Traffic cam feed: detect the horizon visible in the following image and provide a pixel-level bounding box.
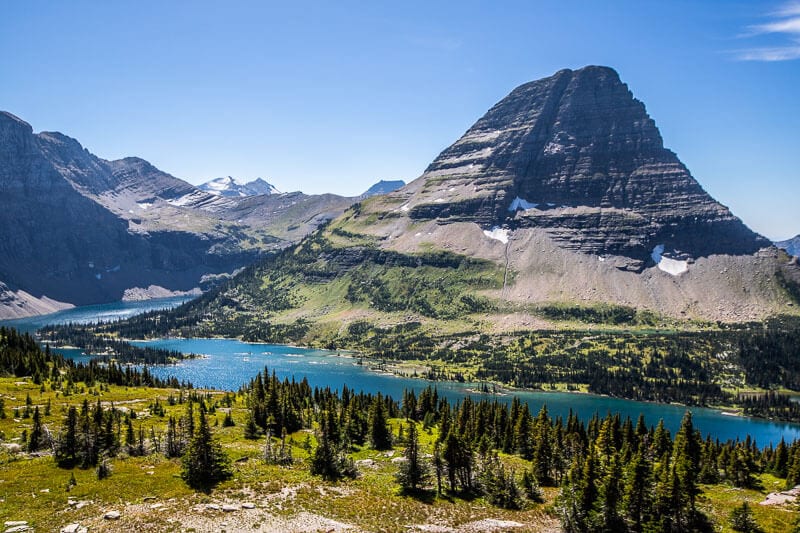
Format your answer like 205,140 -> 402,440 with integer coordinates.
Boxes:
2,1 -> 799,240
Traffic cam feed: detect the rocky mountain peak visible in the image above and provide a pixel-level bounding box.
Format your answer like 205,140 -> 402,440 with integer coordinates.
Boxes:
198,176 -> 280,197
396,65 -> 767,269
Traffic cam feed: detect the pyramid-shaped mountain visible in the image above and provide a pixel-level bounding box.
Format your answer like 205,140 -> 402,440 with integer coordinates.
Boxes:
320,66 -> 796,322
394,66 -> 767,268
127,66 -> 799,331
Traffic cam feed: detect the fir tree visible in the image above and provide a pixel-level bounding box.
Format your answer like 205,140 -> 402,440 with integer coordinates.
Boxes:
181,402 -> 232,490
395,421 -> 430,493
622,450 -> 652,532
368,394 -> 392,450
729,501 -> 762,533
27,406 -> 45,452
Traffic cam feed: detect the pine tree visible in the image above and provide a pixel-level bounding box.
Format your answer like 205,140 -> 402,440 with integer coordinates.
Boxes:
243,413 -> 261,439
773,438 -> 789,478
729,501 -> 762,533
55,406 -> 78,466
622,450 -> 652,532
395,421 -> 430,493
672,411 -> 702,513
531,405 -> 554,485
598,454 -> 624,532
181,402 -> 232,490
368,394 -> 392,450
27,406 -> 45,452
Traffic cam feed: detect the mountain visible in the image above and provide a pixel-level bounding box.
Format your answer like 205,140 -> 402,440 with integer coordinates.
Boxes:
139,66 -> 799,342
0,111 -> 355,318
198,176 -> 280,197
361,179 -> 405,198
776,235 -> 800,258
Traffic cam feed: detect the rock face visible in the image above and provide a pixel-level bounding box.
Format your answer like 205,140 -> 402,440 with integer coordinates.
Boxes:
399,66 -> 767,270
325,66 -> 798,322
776,235 -> 800,257
198,176 -> 280,197
0,111 -> 354,317
361,179 -> 405,198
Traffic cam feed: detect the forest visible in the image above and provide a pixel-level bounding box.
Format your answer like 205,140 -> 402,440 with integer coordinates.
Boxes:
2,326 -> 799,532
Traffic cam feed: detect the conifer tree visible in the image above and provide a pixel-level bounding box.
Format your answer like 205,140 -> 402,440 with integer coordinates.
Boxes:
622,450 -> 652,532
27,406 -> 45,452
396,421 -> 430,492
368,394 -> 392,450
672,411 -> 702,513
181,402 -> 232,490
55,406 -> 78,466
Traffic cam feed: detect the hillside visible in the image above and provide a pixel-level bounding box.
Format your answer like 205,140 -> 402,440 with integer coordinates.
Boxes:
777,235 -> 800,258
125,66 -> 800,344
0,111 -> 355,318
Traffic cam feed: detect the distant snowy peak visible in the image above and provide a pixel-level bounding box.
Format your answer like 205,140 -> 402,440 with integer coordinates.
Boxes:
198,176 -> 280,197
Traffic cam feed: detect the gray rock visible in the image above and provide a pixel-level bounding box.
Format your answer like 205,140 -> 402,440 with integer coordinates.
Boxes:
4,526 -> 31,533
0,111 -> 356,320
103,511 -> 120,520
205,503 -> 221,511
60,524 -> 87,533
406,66 -> 768,265
776,235 -> 800,258
222,504 -> 238,512
241,502 -> 256,509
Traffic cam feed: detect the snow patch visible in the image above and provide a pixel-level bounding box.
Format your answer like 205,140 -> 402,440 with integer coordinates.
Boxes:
136,202 -> 152,210
651,245 -> 689,276
483,226 -> 510,244
167,195 -> 194,207
400,204 -> 410,212
543,142 -> 565,155
433,198 -> 445,203
508,197 -> 538,211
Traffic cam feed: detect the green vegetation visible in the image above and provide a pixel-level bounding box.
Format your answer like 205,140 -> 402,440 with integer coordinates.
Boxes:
2,327 -> 800,531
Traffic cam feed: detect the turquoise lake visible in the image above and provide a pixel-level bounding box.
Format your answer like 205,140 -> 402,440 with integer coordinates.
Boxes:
4,298 -> 800,446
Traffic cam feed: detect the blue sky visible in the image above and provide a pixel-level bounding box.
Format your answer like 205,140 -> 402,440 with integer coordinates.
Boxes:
1,1 -> 799,240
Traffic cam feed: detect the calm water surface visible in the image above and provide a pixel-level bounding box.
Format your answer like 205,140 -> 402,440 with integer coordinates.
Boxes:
4,299 -> 800,446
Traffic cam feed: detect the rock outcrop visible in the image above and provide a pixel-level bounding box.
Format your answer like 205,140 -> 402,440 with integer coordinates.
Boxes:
321,66 -> 798,322
0,111 -> 354,318
396,66 -> 767,270
776,235 -> 800,258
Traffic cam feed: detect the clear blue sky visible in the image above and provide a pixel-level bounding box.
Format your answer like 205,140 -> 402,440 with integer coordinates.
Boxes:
2,1 -> 798,240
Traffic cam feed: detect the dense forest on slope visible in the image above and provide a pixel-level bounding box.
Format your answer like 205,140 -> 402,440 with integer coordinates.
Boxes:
3,326 -> 800,532
64,286 -> 800,419
0,326 -> 190,389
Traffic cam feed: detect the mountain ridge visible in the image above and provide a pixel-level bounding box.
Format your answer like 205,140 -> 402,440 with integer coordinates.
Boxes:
198,176 -> 281,197
0,111 -> 355,318
776,235 -> 800,258
130,66 -> 799,341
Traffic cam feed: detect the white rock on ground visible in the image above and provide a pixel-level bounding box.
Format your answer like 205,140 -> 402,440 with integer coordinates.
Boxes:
4,526 -> 32,533
103,511 -> 121,520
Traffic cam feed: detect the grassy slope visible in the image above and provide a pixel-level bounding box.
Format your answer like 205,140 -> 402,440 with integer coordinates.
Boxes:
1,376 -> 796,532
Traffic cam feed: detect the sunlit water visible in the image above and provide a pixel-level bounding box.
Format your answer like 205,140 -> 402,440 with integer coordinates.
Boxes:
4,298 -> 800,446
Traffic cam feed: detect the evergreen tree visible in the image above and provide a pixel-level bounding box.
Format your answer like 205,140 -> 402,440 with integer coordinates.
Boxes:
479,451 -> 521,509
622,450 -> 652,532
55,406 -> 78,466
531,405 -> 554,485
27,406 -> 45,452
395,421 -> 430,492
773,438 -> 789,478
368,394 -> 392,450
672,411 -> 702,514
181,402 -> 232,490
729,501 -> 762,533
